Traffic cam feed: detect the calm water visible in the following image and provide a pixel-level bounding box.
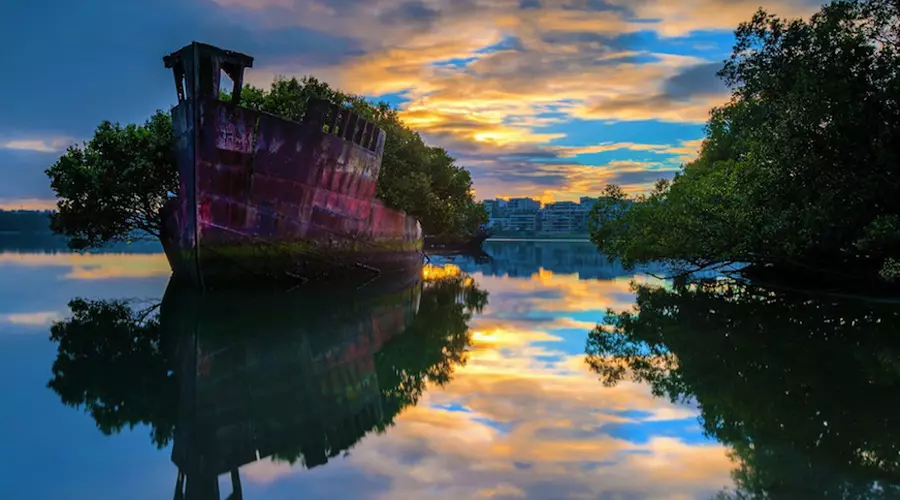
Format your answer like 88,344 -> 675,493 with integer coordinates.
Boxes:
1,240 -> 898,499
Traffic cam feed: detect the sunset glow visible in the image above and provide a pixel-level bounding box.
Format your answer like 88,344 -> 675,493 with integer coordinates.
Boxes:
0,0 -> 822,206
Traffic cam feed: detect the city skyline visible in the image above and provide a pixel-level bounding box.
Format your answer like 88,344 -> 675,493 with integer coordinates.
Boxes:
0,0 -> 823,210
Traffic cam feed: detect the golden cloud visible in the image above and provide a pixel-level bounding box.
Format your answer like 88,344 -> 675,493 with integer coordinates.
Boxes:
216,0 -> 815,200
570,92 -> 729,123
471,160 -> 680,201
611,0 -> 820,37
554,138 -> 705,160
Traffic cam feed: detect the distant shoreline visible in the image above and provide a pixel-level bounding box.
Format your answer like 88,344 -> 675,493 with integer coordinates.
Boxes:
487,235 -> 591,242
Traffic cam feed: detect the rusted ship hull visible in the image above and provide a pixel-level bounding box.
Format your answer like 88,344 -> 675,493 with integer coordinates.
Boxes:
160,42 -> 422,287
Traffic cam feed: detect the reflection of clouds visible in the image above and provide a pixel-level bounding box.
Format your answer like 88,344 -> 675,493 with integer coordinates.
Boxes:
0,252 -> 170,280
239,267 -> 733,498
473,269 -> 663,317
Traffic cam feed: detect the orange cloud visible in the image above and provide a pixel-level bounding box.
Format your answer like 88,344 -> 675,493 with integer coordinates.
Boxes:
570,92 -> 728,124
213,0 -> 814,201
612,0 -> 820,37
472,160 -> 680,201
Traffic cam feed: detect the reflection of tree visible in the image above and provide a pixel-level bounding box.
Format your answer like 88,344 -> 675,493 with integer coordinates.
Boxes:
585,280 -> 900,498
47,298 -> 176,448
374,274 -> 489,431
47,268 -> 487,494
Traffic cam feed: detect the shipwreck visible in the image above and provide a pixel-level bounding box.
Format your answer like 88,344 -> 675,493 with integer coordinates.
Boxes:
160,42 -> 423,287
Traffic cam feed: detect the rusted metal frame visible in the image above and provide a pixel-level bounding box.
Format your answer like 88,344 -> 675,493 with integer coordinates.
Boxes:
340,106 -> 354,140
359,121 -> 372,152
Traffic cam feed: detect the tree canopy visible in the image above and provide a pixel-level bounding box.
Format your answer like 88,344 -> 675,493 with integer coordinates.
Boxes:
46,76 -> 487,250
46,112 -> 176,249
589,0 -> 900,282
586,279 -> 900,498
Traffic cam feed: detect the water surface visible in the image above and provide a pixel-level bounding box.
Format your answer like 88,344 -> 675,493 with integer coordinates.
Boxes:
1,239 -> 897,499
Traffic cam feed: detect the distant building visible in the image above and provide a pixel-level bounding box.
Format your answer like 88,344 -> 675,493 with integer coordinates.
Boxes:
481,196 -> 608,235
482,200 -> 500,217
489,216 -> 511,231
542,201 -> 590,234
485,197 -> 541,233
506,198 -> 541,212
508,211 -> 539,232
579,197 -> 599,212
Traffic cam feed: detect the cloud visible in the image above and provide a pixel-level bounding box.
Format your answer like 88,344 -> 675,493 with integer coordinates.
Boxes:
468,160 -> 681,201
0,311 -> 62,327
4,0 -> 819,202
378,1 -> 441,26
609,0 -> 821,37
555,138 -> 704,159
663,62 -> 728,99
0,137 -> 74,153
570,61 -> 731,123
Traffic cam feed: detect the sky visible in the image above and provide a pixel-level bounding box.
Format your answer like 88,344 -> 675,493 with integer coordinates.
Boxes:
0,0 -> 823,209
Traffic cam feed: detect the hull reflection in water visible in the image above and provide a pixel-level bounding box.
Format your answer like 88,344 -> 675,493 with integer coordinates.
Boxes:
165,274 -> 421,499
46,263 -> 488,500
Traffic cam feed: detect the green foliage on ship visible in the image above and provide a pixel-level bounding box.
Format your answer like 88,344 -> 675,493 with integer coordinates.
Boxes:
44,77 -> 487,250
45,111 -> 177,249
588,0 -> 900,282
234,77 -> 488,241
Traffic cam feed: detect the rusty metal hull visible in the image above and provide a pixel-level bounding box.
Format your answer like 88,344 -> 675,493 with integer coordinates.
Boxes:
161,97 -> 423,287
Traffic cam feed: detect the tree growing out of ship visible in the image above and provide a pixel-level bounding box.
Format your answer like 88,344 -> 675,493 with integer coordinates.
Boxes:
45,111 -> 177,249
44,76 -> 487,250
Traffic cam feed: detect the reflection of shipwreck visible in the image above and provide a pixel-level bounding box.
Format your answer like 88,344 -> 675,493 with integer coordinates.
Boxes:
160,42 -> 423,287
162,272 -> 422,500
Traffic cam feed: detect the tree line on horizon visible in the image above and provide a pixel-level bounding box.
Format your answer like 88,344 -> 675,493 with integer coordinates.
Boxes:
0,209 -> 53,233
